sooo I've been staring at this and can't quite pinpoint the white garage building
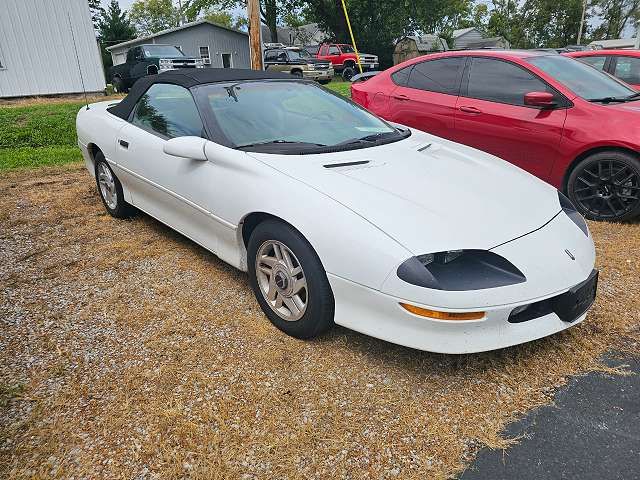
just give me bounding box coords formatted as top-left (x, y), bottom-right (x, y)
top-left (0, 0), bottom-right (106, 98)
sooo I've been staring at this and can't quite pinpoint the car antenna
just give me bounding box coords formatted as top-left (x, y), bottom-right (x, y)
top-left (67, 11), bottom-right (90, 110)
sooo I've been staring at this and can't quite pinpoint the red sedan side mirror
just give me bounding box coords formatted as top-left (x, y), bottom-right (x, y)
top-left (524, 91), bottom-right (556, 108)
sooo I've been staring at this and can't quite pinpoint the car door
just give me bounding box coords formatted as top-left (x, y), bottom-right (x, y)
top-left (113, 82), bottom-right (223, 253)
top-left (264, 49), bottom-right (285, 72)
top-left (611, 55), bottom-right (640, 90)
top-left (454, 56), bottom-right (568, 180)
top-left (384, 56), bottom-right (465, 139)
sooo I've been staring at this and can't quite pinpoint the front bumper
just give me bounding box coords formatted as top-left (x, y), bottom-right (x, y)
top-left (303, 69), bottom-right (334, 80)
top-left (328, 272), bottom-right (592, 354)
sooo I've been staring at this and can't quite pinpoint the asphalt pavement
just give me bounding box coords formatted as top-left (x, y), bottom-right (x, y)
top-left (460, 354), bottom-right (640, 480)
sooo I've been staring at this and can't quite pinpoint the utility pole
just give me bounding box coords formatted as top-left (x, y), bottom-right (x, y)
top-left (577, 0), bottom-right (587, 45)
top-left (636, 19), bottom-right (640, 49)
top-left (247, 0), bottom-right (264, 70)
top-left (177, 0), bottom-right (183, 26)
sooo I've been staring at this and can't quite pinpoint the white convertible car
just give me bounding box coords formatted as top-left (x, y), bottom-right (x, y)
top-left (76, 69), bottom-right (598, 354)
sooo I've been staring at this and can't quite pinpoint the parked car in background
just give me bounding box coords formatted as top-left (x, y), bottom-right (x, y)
top-left (77, 69), bottom-right (597, 354)
top-left (314, 43), bottom-right (379, 80)
top-left (264, 47), bottom-right (333, 84)
top-left (109, 44), bottom-right (203, 93)
top-left (564, 49), bottom-right (640, 90)
top-left (352, 50), bottom-right (640, 221)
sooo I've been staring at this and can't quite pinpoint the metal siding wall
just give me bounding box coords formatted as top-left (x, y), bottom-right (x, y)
top-left (108, 24), bottom-right (250, 71)
top-left (454, 31), bottom-right (484, 49)
top-left (0, 0), bottom-right (105, 98)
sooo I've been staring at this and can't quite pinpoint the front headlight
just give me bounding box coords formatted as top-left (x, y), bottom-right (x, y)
top-left (307, 63), bottom-right (315, 70)
top-left (397, 250), bottom-right (526, 291)
top-left (558, 191), bottom-right (588, 236)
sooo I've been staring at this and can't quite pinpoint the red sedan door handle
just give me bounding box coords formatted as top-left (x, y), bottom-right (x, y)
top-left (392, 94), bottom-right (410, 101)
top-left (459, 105), bottom-right (482, 114)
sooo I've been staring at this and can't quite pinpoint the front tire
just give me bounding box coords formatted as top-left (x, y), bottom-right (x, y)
top-left (112, 76), bottom-right (127, 94)
top-left (94, 152), bottom-right (135, 219)
top-left (318, 79), bottom-right (332, 85)
top-left (567, 151), bottom-right (640, 221)
top-left (248, 220), bottom-right (334, 339)
top-left (342, 65), bottom-right (356, 81)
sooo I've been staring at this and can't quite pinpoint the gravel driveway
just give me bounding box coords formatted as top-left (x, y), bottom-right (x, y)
top-left (1, 165), bottom-right (638, 479)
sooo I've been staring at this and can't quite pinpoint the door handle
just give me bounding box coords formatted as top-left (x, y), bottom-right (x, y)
top-left (459, 106), bottom-right (482, 114)
top-left (392, 94), bottom-right (410, 101)
top-left (119, 139), bottom-right (129, 149)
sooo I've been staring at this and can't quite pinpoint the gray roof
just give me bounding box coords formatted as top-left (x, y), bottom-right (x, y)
top-left (452, 27), bottom-right (479, 38)
top-left (400, 35), bottom-right (447, 52)
top-left (107, 19), bottom-right (248, 51)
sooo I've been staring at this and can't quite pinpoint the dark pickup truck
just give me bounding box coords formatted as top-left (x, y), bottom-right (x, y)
top-left (109, 44), bottom-right (204, 93)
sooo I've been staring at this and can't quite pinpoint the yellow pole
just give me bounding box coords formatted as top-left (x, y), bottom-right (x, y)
top-left (340, 0), bottom-right (363, 74)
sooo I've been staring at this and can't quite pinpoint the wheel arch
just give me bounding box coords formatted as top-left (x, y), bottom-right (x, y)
top-left (147, 64), bottom-right (158, 75)
top-left (562, 146), bottom-right (640, 192)
top-left (290, 67), bottom-right (303, 76)
top-left (240, 211), bottom-right (296, 248)
top-left (86, 143), bottom-right (103, 171)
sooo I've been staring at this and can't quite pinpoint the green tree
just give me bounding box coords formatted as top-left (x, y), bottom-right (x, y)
top-left (97, 0), bottom-right (137, 73)
top-left (519, 0), bottom-right (586, 48)
top-left (88, 0), bottom-right (104, 29)
top-left (129, 0), bottom-right (180, 35)
top-left (591, 0), bottom-right (640, 39)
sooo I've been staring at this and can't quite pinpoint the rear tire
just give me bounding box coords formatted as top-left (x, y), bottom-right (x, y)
top-left (94, 152), bottom-right (135, 219)
top-left (318, 79), bottom-right (331, 85)
top-left (567, 150), bottom-right (640, 222)
top-left (247, 219), bottom-right (334, 339)
top-left (291, 69), bottom-right (303, 78)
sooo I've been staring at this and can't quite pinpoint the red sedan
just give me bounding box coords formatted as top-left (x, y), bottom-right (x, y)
top-left (564, 49), bottom-right (640, 90)
top-left (351, 50), bottom-right (640, 221)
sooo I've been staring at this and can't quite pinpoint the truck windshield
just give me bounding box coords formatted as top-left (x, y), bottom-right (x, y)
top-left (142, 45), bottom-right (185, 58)
top-left (198, 80), bottom-right (405, 153)
top-left (288, 49), bottom-right (311, 60)
top-left (528, 55), bottom-right (635, 101)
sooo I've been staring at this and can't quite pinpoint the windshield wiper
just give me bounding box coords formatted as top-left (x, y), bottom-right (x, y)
top-left (237, 140), bottom-right (327, 148)
top-left (588, 93), bottom-right (640, 103)
top-left (335, 132), bottom-right (398, 146)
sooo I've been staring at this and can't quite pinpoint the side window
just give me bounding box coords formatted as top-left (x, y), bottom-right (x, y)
top-left (126, 48), bottom-right (136, 63)
top-left (329, 45), bottom-right (340, 55)
top-left (406, 57), bottom-right (466, 95)
top-left (276, 50), bottom-right (287, 62)
top-left (131, 83), bottom-right (204, 139)
top-left (578, 56), bottom-right (607, 71)
top-left (614, 56), bottom-right (640, 84)
top-left (264, 50), bottom-right (278, 62)
top-left (391, 65), bottom-right (413, 86)
top-left (467, 57), bottom-right (551, 106)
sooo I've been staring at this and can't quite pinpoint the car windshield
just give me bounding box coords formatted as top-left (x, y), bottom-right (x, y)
top-left (198, 80), bottom-right (402, 153)
top-left (143, 45), bottom-right (185, 58)
top-left (288, 49), bottom-right (311, 60)
top-left (339, 45), bottom-right (355, 53)
top-left (528, 55), bottom-right (635, 101)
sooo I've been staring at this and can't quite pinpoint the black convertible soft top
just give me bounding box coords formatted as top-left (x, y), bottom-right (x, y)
top-left (108, 68), bottom-right (295, 120)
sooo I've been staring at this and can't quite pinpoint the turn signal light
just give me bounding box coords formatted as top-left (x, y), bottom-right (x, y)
top-left (399, 303), bottom-right (485, 321)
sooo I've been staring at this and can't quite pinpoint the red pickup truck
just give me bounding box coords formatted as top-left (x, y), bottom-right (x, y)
top-left (313, 43), bottom-right (379, 80)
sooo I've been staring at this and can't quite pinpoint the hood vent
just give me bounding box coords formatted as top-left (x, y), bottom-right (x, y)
top-left (417, 143), bottom-right (432, 152)
top-left (323, 160), bottom-right (370, 169)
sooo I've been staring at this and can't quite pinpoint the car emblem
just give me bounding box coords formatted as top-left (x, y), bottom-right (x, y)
top-left (565, 249), bottom-right (575, 260)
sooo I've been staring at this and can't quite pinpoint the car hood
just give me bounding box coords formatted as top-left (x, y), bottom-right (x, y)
top-left (251, 133), bottom-right (561, 254)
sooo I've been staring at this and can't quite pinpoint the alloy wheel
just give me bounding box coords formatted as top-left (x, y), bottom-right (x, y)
top-left (573, 159), bottom-right (640, 219)
top-left (97, 162), bottom-right (118, 210)
top-left (255, 240), bottom-right (308, 321)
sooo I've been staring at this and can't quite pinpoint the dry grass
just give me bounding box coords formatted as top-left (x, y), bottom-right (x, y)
top-left (0, 165), bottom-right (638, 479)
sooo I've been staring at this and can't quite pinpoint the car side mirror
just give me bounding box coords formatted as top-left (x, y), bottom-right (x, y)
top-left (163, 136), bottom-right (208, 161)
top-left (524, 91), bottom-right (556, 108)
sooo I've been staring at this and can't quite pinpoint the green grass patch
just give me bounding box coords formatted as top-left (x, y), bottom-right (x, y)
top-left (0, 102), bottom-right (85, 170)
top-left (0, 146), bottom-right (82, 170)
top-left (325, 80), bottom-right (351, 98)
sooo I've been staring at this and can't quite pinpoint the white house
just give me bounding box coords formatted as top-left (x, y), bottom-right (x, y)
top-left (0, 0), bottom-right (106, 98)
top-left (452, 27), bottom-right (484, 49)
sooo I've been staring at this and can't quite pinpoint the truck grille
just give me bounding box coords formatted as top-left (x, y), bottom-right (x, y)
top-left (315, 63), bottom-right (331, 70)
top-left (165, 59), bottom-right (198, 68)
